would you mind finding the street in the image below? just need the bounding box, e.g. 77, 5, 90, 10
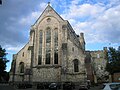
0, 84, 101, 90
0, 84, 16, 90
89, 86, 101, 90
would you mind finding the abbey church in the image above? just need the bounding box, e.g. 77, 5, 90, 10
9, 3, 108, 85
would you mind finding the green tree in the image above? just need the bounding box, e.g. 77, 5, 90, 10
106, 46, 120, 74
0, 45, 9, 82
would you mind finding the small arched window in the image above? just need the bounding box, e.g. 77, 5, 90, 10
19, 62, 24, 73
73, 59, 79, 72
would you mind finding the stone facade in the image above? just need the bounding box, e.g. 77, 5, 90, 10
9, 3, 109, 85
86, 47, 109, 83
113, 73, 120, 82
9, 4, 86, 84
85, 51, 94, 83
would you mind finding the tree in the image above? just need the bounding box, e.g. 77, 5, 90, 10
0, 45, 9, 82
106, 46, 120, 74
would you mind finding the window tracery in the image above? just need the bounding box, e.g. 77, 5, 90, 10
45, 28, 51, 64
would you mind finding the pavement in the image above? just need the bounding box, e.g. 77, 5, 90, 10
0, 84, 102, 90
0, 84, 16, 90
89, 86, 101, 90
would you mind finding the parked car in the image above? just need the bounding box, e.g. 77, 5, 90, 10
16, 83, 32, 89
86, 80, 91, 89
49, 83, 58, 90
63, 82, 75, 90
102, 83, 120, 90
37, 83, 44, 89
44, 82, 50, 89
79, 85, 88, 90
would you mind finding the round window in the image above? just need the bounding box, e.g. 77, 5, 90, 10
47, 18, 51, 22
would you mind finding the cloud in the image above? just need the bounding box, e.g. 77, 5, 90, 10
0, 0, 120, 72
0, 0, 120, 52
61, 0, 120, 44
19, 2, 47, 25
0, 0, 48, 72
91, 4, 120, 43
5, 45, 23, 52
0, 0, 47, 52
19, 11, 40, 25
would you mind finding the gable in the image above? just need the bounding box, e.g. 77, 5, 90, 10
33, 4, 64, 26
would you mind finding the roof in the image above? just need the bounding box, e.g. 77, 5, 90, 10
33, 3, 64, 26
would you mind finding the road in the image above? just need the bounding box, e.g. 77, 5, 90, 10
0, 84, 101, 90
0, 84, 16, 90
89, 86, 101, 90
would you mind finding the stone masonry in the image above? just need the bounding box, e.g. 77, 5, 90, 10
9, 3, 109, 85
9, 3, 87, 84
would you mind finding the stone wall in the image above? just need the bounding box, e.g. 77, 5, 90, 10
66, 74, 85, 83
9, 4, 86, 84
32, 67, 61, 82
113, 73, 120, 82
90, 49, 109, 83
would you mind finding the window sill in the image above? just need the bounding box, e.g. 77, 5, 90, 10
35, 64, 61, 68
19, 73, 24, 76
66, 72, 86, 75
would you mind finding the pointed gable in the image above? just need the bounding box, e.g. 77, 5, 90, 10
34, 3, 64, 26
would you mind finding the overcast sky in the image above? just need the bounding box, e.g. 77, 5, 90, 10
0, 0, 120, 71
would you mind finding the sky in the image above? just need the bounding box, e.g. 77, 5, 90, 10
0, 0, 120, 71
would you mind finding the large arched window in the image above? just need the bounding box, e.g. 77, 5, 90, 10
54, 28, 58, 64
45, 27, 51, 64
19, 62, 24, 73
38, 30, 43, 65
73, 59, 79, 72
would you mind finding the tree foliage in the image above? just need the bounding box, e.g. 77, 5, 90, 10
0, 45, 9, 81
106, 46, 120, 74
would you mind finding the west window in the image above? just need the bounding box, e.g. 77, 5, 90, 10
45, 28, 51, 64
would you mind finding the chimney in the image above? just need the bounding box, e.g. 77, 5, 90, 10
80, 33, 85, 50
103, 47, 108, 60
80, 33, 84, 38
103, 47, 107, 51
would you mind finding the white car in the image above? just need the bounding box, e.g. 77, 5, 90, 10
102, 83, 120, 90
